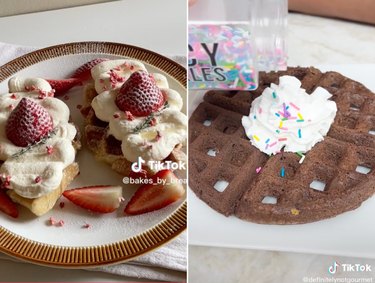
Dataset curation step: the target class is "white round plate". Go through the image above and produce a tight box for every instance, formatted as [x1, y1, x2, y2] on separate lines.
[0, 42, 187, 267]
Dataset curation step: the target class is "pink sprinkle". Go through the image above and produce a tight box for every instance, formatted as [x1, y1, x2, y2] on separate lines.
[38, 89, 49, 99]
[125, 111, 134, 121]
[281, 127, 289, 130]
[46, 145, 54, 155]
[143, 144, 152, 149]
[278, 138, 287, 141]
[25, 85, 37, 92]
[155, 131, 162, 141]
[83, 223, 91, 229]
[59, 202, 65, 209]
[10, 94, 17, 99]
[288, 116, 297, 120]
[290, 102, 300, 111]
[150, 118, 157, 126]
[258, 107, 262, 114]
[278, 111, 285, 117]
[35, 176, 42, 183]
[150, 73, 155, 82]
[49, 217, 56, 226]
[269, 141, 277, 147]
[1, 174, 11, 189]
[109, 69, 126, 85]
[58, 220, 64, 227]
[256, 167, 262, 174]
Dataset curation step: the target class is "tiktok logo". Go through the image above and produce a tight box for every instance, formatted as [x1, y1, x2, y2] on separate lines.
[131, 156, 145, 173]
[328, 261, 339, 274]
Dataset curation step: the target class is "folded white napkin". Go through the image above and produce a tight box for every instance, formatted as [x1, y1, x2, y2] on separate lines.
[0, 41, 187, 282]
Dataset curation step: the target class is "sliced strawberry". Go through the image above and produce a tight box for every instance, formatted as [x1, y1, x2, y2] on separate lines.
[115, 71, 165, 117]
[46, 78, 82, 96]
[63, 185, 122, 213]
[0, 191, 19, 218]
[6, 97, 53, 147]
[72, 58, 108, 81]
[125, 170, 185, 215]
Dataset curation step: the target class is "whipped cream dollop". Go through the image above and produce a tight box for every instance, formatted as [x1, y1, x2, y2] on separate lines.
[0, 78, 76, 198]
[242, 76, 337, 155]
[91, 59, 187, 163]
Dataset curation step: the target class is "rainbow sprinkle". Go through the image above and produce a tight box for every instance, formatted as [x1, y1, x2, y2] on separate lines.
[278, 138, 287, 141]
[297, 113, 304, 120]
[280, 167, 285, 177]
[272, 92, 277, 99]
[279, 121, 283, 129]
[291, 208, 300, 215]
[298, 129, 302, 138]
[256, 167, 262, 174]
[296, 152, 304, 157]
[270, 141, 277, 147]
[299, 155, 306, 164]
[253, 135, 260, 142]
[290, 102, 300, 111]
[265, 138, 270, 144]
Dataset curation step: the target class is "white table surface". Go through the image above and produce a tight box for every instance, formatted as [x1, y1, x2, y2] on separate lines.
[0, 0, 186, 55]
[0, 0, 186, 282]
[189, 13, 375, 283]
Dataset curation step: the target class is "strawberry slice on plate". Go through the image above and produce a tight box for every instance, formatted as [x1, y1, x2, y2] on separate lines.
[63, 185, 123, 213]
[46, 78, 82, 96]
[115, 70, 165, 117]
[125, 170, 185, 215]
[72, 58, 108, 81]
[0, 191, 19, 218]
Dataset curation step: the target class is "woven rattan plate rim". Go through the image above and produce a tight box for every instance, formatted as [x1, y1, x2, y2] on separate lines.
[0, 41, 187, 267]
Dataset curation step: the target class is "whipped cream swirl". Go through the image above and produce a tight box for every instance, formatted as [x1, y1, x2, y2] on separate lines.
[0, 78, 76, 198]
[242, 76, 337, 155]
[91, 59, 187, 163]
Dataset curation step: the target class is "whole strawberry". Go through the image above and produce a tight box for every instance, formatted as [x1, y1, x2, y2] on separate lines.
[6, 98, 53, 147]
[115, 71, 165, 117]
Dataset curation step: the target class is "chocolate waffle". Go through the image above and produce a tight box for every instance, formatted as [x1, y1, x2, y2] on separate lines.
[81, 84, 186, 178]
[189, 67, 375, 224]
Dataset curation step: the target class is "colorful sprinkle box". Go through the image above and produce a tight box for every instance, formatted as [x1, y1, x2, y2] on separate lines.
[188, 22, 258, 91]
